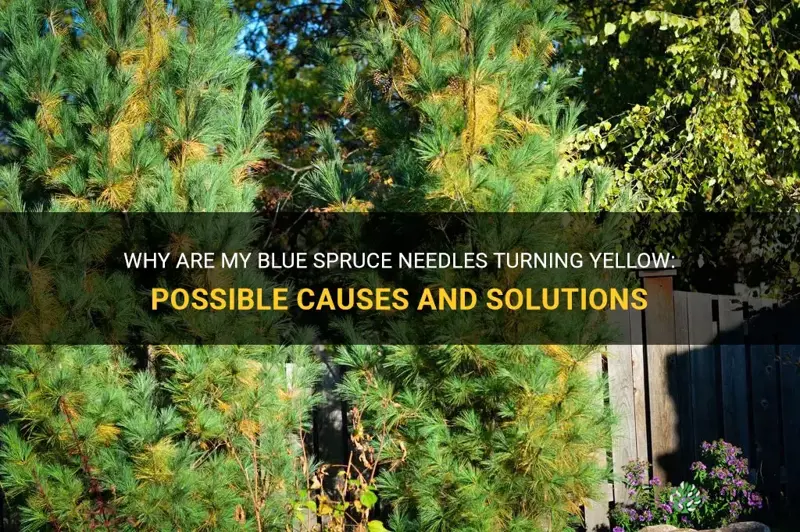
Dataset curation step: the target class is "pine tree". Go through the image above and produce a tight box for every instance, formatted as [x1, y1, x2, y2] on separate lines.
[321, 1, 632, 530]
[0, 0, 319, 529]
[0, 0, 275, 211]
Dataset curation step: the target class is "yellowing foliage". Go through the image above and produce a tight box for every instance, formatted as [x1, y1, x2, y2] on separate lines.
[134, 438, 177, 483]
[96, 424, 121, 445]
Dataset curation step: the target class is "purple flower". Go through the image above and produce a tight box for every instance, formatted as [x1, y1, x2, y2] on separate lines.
[747, 492, 763, 509]
[712, 466, 730, 479]
[623, 461, 649, 488]
[613, 527, 624, 532]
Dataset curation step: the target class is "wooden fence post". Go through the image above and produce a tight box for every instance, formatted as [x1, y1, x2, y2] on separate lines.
[638, 260, 686, 483]
[606, 308, 648, 503]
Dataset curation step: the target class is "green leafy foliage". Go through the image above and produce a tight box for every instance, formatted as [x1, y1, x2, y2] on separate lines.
[292, 406, 390, 531]
[564, 0, 800, 210]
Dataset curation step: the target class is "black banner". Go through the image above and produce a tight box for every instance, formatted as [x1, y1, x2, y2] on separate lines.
[0, 212, 797, 345]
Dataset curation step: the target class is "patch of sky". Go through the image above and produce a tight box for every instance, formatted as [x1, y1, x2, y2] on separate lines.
[236, 0, 343, 62]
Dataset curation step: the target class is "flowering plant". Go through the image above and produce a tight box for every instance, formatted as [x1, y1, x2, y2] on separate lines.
[689, 440, 763, 528]
[610, 440, 762, 531]
[610, 460, 684, 530]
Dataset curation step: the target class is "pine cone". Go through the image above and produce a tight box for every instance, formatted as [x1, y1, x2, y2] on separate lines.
[371, 71, 393, 94]
[448, 77, 464, 93]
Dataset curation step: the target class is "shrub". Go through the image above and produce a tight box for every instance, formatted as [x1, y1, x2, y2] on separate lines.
[611, 440, 763, 531]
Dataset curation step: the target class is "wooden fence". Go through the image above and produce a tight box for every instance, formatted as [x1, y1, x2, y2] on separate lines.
[584, 267, 800, 530]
